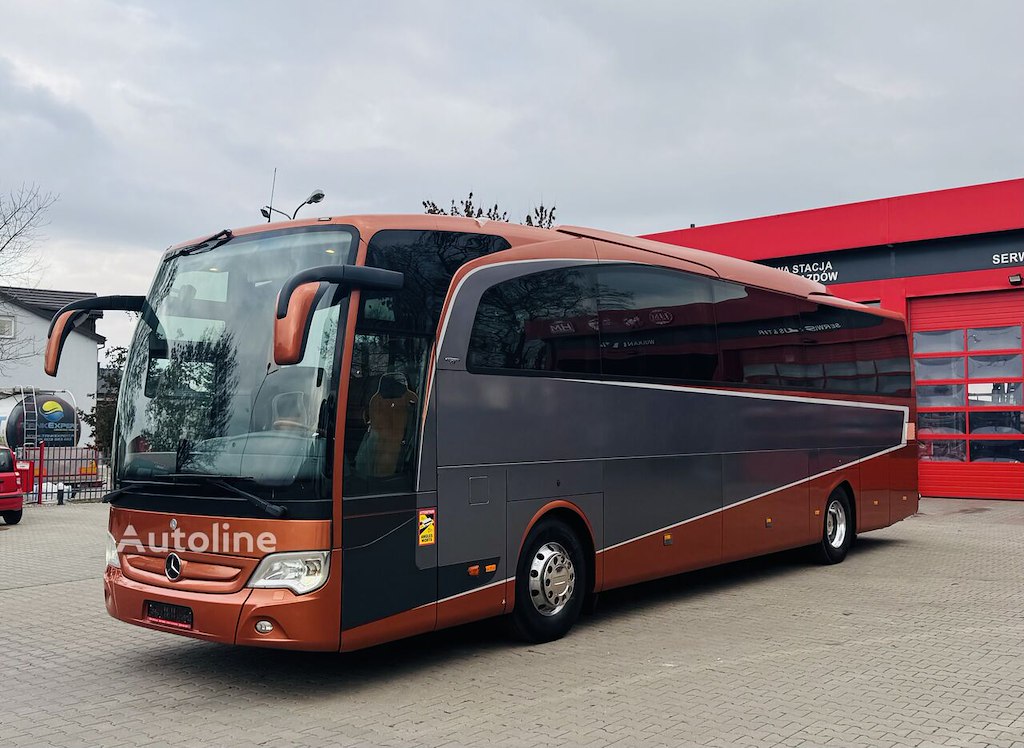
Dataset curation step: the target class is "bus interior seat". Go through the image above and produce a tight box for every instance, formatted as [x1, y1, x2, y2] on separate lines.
[271, 390, 310, 432]
[353, 372, 418, 480]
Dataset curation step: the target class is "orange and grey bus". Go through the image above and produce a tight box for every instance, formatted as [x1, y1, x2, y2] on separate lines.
[45, 216, 917, 651]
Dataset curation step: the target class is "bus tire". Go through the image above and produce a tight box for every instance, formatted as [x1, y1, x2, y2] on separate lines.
[2, 510, 23, 525]
[814, 488, 853, 565]
[509, 518, 587, 643]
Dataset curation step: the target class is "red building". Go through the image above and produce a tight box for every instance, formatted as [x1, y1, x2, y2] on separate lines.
[644, 179, 1024, 500]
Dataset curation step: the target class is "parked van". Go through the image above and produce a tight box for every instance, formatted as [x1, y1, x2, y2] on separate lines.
[0, 445, 24, 525]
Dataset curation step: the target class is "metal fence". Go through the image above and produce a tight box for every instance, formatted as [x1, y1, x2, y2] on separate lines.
[15, 445, 112, 503]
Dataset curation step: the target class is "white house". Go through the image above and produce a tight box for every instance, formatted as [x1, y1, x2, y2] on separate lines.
[0, 286, 104, 446]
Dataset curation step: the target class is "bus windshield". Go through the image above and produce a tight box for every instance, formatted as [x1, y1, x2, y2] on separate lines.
[114, 227, 356, 512]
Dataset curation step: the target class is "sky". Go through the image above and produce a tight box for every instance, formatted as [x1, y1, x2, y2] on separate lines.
[2, 0, 1023, 351]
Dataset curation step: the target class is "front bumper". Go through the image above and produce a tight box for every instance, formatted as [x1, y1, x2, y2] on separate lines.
[103, 549, 341, 651]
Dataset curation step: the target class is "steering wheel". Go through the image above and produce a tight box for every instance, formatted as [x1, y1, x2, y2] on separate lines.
[272, 418, 307, 432]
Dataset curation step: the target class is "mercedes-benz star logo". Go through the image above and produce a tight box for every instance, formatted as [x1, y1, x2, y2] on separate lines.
[165, 553, 183, 581]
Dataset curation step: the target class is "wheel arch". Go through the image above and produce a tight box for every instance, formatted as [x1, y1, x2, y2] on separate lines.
[518, 501, 598, 597]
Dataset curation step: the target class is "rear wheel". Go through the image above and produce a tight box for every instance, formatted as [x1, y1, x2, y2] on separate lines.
[509, 518, 587, 643]
[2, 510, 23, 525]
[813, 488, 853, 564]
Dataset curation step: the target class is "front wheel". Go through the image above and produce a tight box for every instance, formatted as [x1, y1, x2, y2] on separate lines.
[2, 509, 23, 525]
[508, 519, 587, 643]
[813, 489, 853, 564]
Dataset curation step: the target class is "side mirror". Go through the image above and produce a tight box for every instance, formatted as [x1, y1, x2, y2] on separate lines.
[274, 282, 329, 366]
[46, 295, 146, 376]
[274, 265, 403, 366]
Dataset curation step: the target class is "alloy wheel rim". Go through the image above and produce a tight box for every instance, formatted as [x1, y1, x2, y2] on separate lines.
[827, 499, 847, 549]
[528, 541, 576, 617]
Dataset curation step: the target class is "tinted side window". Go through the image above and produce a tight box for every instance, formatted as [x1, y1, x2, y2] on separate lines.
[360, 230, 511, 335]
[713, 282, 813, 388]
[597, 265, 718, 383]
[713, 280, 911, 395]
[800, 305, 911, 395]
[0, 449, 12, 472]
[468, 267, 600, 375]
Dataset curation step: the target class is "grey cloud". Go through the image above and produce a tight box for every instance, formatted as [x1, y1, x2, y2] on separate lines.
[0, 0, 1021, 351]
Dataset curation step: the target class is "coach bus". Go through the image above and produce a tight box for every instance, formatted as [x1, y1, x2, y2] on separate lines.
[45, 216, 917, 651]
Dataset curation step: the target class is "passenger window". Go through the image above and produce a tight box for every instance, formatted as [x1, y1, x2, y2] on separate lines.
[468, 267, 600, 375]
[596, 265, 718, 383]
[344, 230, 510, 497]
[799, 305, 911, 395]
[711, 283, 910, 395]
[712, 282, 809, 388]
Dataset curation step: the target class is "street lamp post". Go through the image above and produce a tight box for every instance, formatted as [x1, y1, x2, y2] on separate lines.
[260, 189, 326, 223]
[292, 189, 326, 219]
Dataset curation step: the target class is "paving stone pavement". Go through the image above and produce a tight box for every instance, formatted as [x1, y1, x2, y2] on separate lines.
[1, 499, 1023, 747]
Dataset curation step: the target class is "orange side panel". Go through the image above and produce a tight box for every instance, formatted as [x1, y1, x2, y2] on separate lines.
[889, 444, 919, 520]
[340, 604, 436, 652]
[436, 582, 508, 631]
[600, 512, 722, 591]
[721, 483, 810, 563]
[857, 452, 891, 532]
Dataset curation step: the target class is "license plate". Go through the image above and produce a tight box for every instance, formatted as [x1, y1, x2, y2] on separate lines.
[145, 601, 193, 630]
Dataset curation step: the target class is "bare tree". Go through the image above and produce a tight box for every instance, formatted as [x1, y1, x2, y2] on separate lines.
[423, 192, 557, 229]
[0, 184, 58, 371]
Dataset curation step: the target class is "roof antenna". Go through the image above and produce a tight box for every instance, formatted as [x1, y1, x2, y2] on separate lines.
[265, 168, 277, 222]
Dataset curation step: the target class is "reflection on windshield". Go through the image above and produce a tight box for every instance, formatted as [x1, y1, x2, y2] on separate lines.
[115, 228, 355, 494]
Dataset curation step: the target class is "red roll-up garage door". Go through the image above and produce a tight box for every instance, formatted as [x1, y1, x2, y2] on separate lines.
[911, 290, 1024, 499]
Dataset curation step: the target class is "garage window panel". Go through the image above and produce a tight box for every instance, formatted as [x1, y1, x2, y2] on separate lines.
[969, 440, 1024, 463]
[967, 354, 1022, 380]
[919, 412, 967, 435]
[913, 329, 964, 353]
[969, 411, 1023, 435]
[968, 382, 1023, 407]
[915, 356, 965, 381]
[918, 384, 966, 408]
[918, 439, 966, 462]
[967, 326, 1022, 352]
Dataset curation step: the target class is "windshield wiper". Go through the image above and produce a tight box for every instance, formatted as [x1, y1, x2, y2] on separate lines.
[111, 472, 288, 518]
[165, 228, 233, 260]
[207, 478, 287, 518]
[158, 473, 287, 518]
[102, 481, 148, 504]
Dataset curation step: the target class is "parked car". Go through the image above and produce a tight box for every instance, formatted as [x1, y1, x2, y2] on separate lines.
[0, 445, 24, 524]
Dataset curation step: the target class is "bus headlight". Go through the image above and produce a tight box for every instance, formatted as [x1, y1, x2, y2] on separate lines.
[105, 531, 121, 569]
[247, 551, 330, 595]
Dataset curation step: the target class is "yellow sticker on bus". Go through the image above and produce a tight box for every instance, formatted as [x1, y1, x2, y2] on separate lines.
[418, 509, 436, 546]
